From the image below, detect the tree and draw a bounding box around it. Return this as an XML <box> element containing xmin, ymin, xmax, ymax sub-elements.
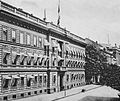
<box><xmin>85</xmin><ymin>44</ymin><xmax>107</xmax><ymax>84</ymax></box>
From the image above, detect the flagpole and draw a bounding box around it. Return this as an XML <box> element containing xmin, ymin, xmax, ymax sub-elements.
<box><xmin>57</xmin><ymin>0</ymin><xmax>60</xmax><ymax>26</ymax></box>
<box><xmin>43</xmin><ymin>8</ymin><xmax>46</xmax><ymax>21</ymax></box>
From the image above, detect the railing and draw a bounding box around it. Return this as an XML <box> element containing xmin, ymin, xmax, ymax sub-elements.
<box><xmin>1</xmin><ymin>2</ymin><xmax>15</xmax><ymax>12</ymax></box>
<box><xmin>16</xmin><ymin>9</ymin><xmax>27</xmax><ymax>17</ymax></box>
<box><xmin>67</xmin><ymin>32</ymin><xmax>86</xmax><ymax>44</ymax></box>
<box><xmin>47</xmin><ymin>22</ymin><xmax>66</xmax><ymax>35</ymax></box>
<box><xmin>0</xmin><ymin>1</ymin><xmax>86</xmax><ymax>45</ymax></box>
<box><xmin>0</xmin><ymin>1</ymin><xmax>47</xmax><ymax>26</ymax></box>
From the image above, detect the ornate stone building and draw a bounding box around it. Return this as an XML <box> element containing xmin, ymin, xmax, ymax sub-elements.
<box><xmin>0</xmin><ymin>1</ymin><xmax>86</xmax><ymax>100</ymax></box>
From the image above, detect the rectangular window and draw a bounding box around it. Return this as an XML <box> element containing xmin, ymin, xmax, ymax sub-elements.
<box><xmin>66</xmin><ymin>74</ymin><xmax>69</xmax><ymax>82</ymax></box>
<box><xmin>20</xmin><ymin>32</ymin><xmax>24</xmax><ymax>44</ymax></box>
<box><xmin>52</xmin><ymin>75</ymin><xmax>56</xmax><ymax>85</ymax></box>
<box><xmin>27</xmin><ymin>34</ymin><xmax>30</xmax><ymax>45</ymax></box>
<box><xmin>3</xmin><ymin>53</ymin><xmax>9</xmax><ymax>65</ymax></box>
<box><xmin>11</xmin><ymin>78</ymin><xmax>18</xmax><ymax>88</ymax></box>
<box><xmin>39</xmin><ymin>75</ymin><xmax>42</xmax><ymax>86</ymax></box>
<box><xmin>20</xmin><ymin>77</ymin><xmax>24</xmax><ymax>87</ymax></box>
<box><xmin>2</xmin><ymin>79</ymin><xmax>10</xmax><ymax>90</ymax></box>
<box><xmin>2</xmin><ymin>27</ymin><xmax>8</xmax><ymax>41</ymax></box>
<box><xmin>11</xmin><ymin>30</ymin><xmax>16</xmax><ymax>42</ymax></box>
<box><xmin>38</xmin><ymin>37</ymin><xmax>42</xmax><ymax>48</ymax></box>
<box><xmin>33</xmin><ymin>76</ymin><xmax>37</xmax><ymax>85</ymax></box>
<box><xmin>43</xmin><ymin>75</ymin><xmax>47</xmax><ymax>86</ymax></box>
<box><xmin>27</xmin><ymin>77</ymin><xmax>31</xmax><ymax>87</ymax></box>
<box><xmin>33</xmin><ymin>36</ymin><xmax>37</xmax><ymax>47</ymax></box>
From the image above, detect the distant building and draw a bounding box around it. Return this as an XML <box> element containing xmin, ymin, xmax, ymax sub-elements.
<box><xmin>0</xmin><ymin>1</ymin><xmax>86</xmax><ymax>100</ymax></box>
<box><xmin>100</xmin><ymin>43</ymin><xmax>120</xmax><ymax>66</ymax></box>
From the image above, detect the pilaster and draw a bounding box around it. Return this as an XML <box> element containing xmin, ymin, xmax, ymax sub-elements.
<box><xmin>16</xmin><ymin>29</ymin><xmax>20</xmax><ymax>43</ymax></box>
<box><xmin>49</xmin><ymin>36</ymin><xmax>52</xmax><ymax>68</ymax></box>
<box><xmin>24</xmin><ymin>75</ymin><xmax>27</xmax><ymax>89</ymax></box>
<box><xmin>7</xmin><ymin>27</ymin><xmax>11</xmax><ymax>41</ymax></box>
<box><xmin>0</xmin><ymin>74</ymin><xmax>2</xmax><ymax>94</ymax></box>
<box><xmin>0</xmin><ymin>24</ymin><xmax>2</xmax><ymax>40</ymax></box>
<box><xmin>0</xmin><ymin>44</ymin><xmax>2</xmax><ymax>65</ymax></box>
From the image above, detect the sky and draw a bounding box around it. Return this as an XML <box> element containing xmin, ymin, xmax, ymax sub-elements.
<box><xmin>2</xmin><ymin>0</ymin><xmax>120</xmax><ymax>46</ymax></box>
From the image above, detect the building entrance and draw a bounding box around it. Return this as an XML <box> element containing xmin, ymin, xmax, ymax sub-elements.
<box><xmin>58</xmin><ymin>72</ymin><xmax>65</xmax><ymax>91</ymax></box>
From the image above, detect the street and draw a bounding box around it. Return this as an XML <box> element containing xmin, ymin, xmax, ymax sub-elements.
<box><xmin>14</xmin><ymin>84</ymin><xmax>120</xmax><ymax>101</ymax></box>
<box><xmin>55</xmin><ymin>85</ymin><xmax>120</xmax><ymax>101</ymax></box>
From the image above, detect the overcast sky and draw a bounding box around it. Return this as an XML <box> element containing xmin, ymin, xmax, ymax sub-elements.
<box><xmin>3</xmin><ymin>0</ymin><xmax>120</xmax><ymax>46</ymax></box>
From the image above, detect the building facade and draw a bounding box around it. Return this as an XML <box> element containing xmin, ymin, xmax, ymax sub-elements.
<box><xmin>0</xmin><ymin>1</ymin><xmax>86</xmax><ymax>101</ymax></box>
<box><xmin>100</xmin><ymin>43</ymin><xmax>120</xmax><ymax>65</ymax></box>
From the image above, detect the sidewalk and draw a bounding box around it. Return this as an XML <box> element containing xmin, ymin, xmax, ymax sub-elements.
<box><xmin>57</xmin><ymin>85</ymin><xmax>120</xmax><ymax>101</ymax></box>
<box><xmin>14</xmin><ymin>84</ymin><xmax>101</xmax><ymax>101</ymax></box>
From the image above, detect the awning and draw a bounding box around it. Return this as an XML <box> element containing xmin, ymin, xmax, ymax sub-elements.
<box><xmin>12</xmin><ymin>52</ymin><xmax>20</xmax><ymax>63</ymax></box>
<box><xmin>58</xmin><ymin>55</ymin><xmax>64</xmax><ymax>62</ymax></box>
<box><xmin>3</xmin><ymin>52</ymin><xmax>10</xmax><ymax>60</ymax></box>
<box><xmin>39</xmin><ymin>56</ymin><xmax>44</xmax><ymax>65</ymax></box>
<box><xmin>42</xmin><ymin>56</ymin><xmax>48</xmax><ymax>65</ymax></box>
<box><xmin>3</xmin><ymin>50</ymin><xmax>10</xmax><ymax>54</ymax></box>
<box><xmin>19</xmin><ymin>75</ymin><xmax>25</xmax><ymax>77</ymax></box>
<box><xmin>57</xmin><ymin>43</ymin><xmax>61</xmax><ymax>52</ymax></box>
<box><xmin>20</xmin><ymin>53</ymin><xmax>27</xmax><ymax>62</ymax></box>
<box><xmin>3</xmin><ymin>75</ymin><xmax>11</xmax><ymax>79</ymax></box>
<box><xmin>27</xmin><ymin>53</ymin><xmax>34</xmax><ymax>62</ymax></box>
<box><xmin>44</xmin><ymin>39</ymin><xmax>50</xmax><ymax>46</ymax></box>
<box><xmin>69</xmin><ymin>61</ymin><xmax>72</xmax><ymax>67</ymax></box>
<box><xmin>52</xmin><ymin>40</ymin><xmax>58</xmax><ymax>47</ymax></box>
<box><xmin>27</xmin><ymin>53</ymin><xmax>34</xmax><ymax>57</ymax></box>
<box><xmin>78</xmin><ymin>62</ymin><xmax>80</xmax><ymax>67</ymax></box>
<box><xmin>73</xmin><ymin>50</ymin><xmax>76</xmax><ymax>57</ymax></box>
<box><xmin>75</xmin><ymin>61</ymin><xmax>77</xmax><ymax>67</ymax></box>
<box><xmin>12</xmin><ymin>75</ymin><xmax>20</xmax><ymax>79</ymax></box>
<box><xmin>34</xmin><ymin>54</ymin><xmax>39</xmax><ymax>63</ymax></box>
<box><xmin>27</xmin><ymin>75</ymin><xmax>34</xmax><ymax>79</ymax></box>
<box><xmin>3</xmin><ymin>27</ymin><xmax>7</xmax><ymax>31</ymax></box>
<box><xmin>34</xmin><ymin>74</ymin><xmax>38</xmax><ymax>76</ymax></box>
<box><xmin>66</xmin><ymin>44</ymin><xmax>70</xmax><ymax>51</ymax></box>
<box><xmin>67</xmin><ymin>60</ymin><xmax>70</xmax><ymax>67</ymax></box>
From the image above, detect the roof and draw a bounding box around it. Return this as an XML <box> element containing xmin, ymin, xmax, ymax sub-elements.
<box><xmin>0</xmin><ymin>0</ymin><xmax>86</xmax><ymax>45</ymax></box>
